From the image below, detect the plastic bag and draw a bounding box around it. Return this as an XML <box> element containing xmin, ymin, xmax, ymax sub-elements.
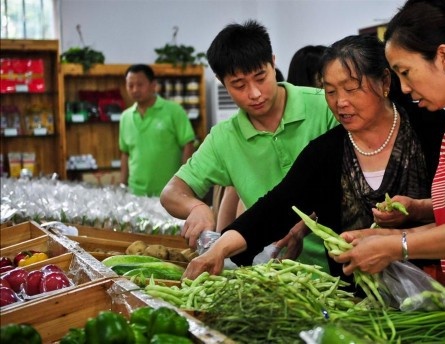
<box><xmin>196</xmin><ymin>230</ymin><xmax>221</xmax><ymax>255</ymax></box>
<box><xmin>378</xmin><ymin>261</ymin><xmax>445</xmax><ymax>311</ymax></box>
<box><xmin>252</xmin><ymin>243</ymin><xmax>281</xmax><ymax>265</ymax></box>
<box><xmin>300</xmin><ymin>324</ymin><xmax>369</xmax><ymax>344</ymax></box>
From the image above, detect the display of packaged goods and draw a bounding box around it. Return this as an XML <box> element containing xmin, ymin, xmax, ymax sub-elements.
<box><xmin>0</xmin><ymin>58</ymin><xmax>45</xmax><ymax>93</ymax></box>
<box><xmin>6</xmin><ymin>152</ymin><xmax>21</xmax><ymax>178</ymax></box>
<box><xmin>98</xmin><ymin>98</ymin><xmax>125</xmax><ymax>122</ymax></box>
<box><xmin>24</xmin><ymin>104</ymin><xmax>54</xmax><ymax>135</ymax></box>
<box><xmin>0</xmin><ymin>177</ymin><xmax>184</xmax><ymax>234</ymax></box>
<box><xmin>65</xmin><ymin>101</ymin><xmax>98</xmax><ymax>122</ymax></box>
<box><xmin>0</xmin><ymin>105</ymin><xmax>23</xmax><ymax>136</ymax></box>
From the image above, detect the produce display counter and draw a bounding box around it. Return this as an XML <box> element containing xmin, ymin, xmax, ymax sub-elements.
<box><xmin>0</xmin><ymin>221</ymin><xmax>233</xmax><ymax>343</ymax></box>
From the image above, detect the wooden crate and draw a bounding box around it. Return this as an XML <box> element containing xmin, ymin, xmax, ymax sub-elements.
<box><xmin>73</xmin><ymin>223</ymin><xmax>188</xmax><ymax>249</ymax></box>
<box><xmin>68</xmin><ymin>235</ymin><xmax>190</xmax><ymax>268</ymax></box>
<box><xmin>67</xmin><ymin>235</ymin><xmax>131</xmax><ymax>255</ymax></box>
<box><xmin>0</xmin><ymin>251</ymin><xmax>118</xmax><ymax>310</ymax></box>
<box><xmin>0</xmin><ymin>235</ymin><xmax>68</xmax><ymax>263</ymax></box>
<box><xmin>0</xmin><ymin>221</ymin><xmax>48</xmax><ymax>248</ymax></box>
<box><xmin>0</xmin><ymin>278</ymin><xmax>233</xmax><ymax>344</ymax></box>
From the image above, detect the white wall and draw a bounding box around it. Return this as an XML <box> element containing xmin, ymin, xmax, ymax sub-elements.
<box><xmin>59</xmin><ymin>0</ymin><xmax>406</xmax><ymax>126</ymax></box>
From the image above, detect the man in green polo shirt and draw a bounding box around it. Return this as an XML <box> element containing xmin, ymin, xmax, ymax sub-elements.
<box><xmin>119</xmin><ymin>64</ymin><xmax>195</xmax><ymax>197</ymax></box>
<box><xmin>160</xmin><ymin>20</ymin><xmax>338</xmax><ymax>270</ymax></box>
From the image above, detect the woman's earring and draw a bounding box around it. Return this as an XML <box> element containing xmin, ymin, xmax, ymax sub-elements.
<box><xmin>384</xmin><ymin>90</ymin><xmax>389</xmax><ymax>98</ymax></box>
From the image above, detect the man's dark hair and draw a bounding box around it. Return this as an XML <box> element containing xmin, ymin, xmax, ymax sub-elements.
<box><xmin>125</xmin><ymin>64</ymin><xmax>155</xmax><ymax>81</ymax></box>
<box><xmin>206</xmin><ymin>19</ymin><xmax>274</xmax><ymax>82</ymax></box>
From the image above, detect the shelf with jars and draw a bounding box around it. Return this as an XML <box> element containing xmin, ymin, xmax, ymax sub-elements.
<box><xmin>0</xmin><ymin>39</ymin><xmax>66</xmax><ymax>179</ymax></box>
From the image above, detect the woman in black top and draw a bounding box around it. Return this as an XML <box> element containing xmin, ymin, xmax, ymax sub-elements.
<box><xmin>183</xmin><ymin>35</ymin><xmax>445</xmax><ymax>286</ymax></box>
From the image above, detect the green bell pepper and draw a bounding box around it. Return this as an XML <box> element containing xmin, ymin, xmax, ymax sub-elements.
<box><xmin>131</xmin><ymin>323</ymin><xmax>150</xmax><ymax>344</ymax></box>
<box><xmin>60</xmin><ymin>328</ymin><xmax>86</xmax><ymax>344</ymax></box>
<box><xmin>0</xmin><ymin>323</ymin><xmax>42</xmax><ymax>344</ymax></box>
<box><xmin>149</xmin><ymin>334</ymin><xmax>193</xmax><ymax>344</ymax></box>
<box><xmin>149</xmin><ymin>307</ymin><xmax>189</xmax><ymax>337</ymax></box>
<box><xmin>85</xmin><ymin>310</ymin><xmax>135</xmax><ymax>344</ymax></box>
<box><xmin>130</xmin><ymin>306</ymin><xmax>189</xmax><ymax>339</ymax></box>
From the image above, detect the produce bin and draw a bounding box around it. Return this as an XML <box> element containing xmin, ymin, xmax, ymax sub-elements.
<box><xmin>0</xmin><ymin>221</ymin><xmax>48</xmax><ymax>248</ymax></box>
<box><xmin>0</xmin><ymin>235</ymin><xmax>68</xmax><ymax>263</ymax></box>
<box><xmin>71</xmin><ymin>223</ymin><xmax>188</xmax><ymax>248</ymax></box>
<box><xmin>0</xmin><ymin>277</ymin><xmax>234</xmax><ymax>344</ymax></box>
<box><xmin>0</xmin><ymin>247</ymin><xmax>116</xmax><ymax>310</ymax></box>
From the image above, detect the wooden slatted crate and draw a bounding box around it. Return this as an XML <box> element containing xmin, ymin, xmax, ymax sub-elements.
<box><xmin>0</xmin><ymin>221</ymin><xmax>48</xmax><ymax>248</ymax></box>
<box><xmin>0</xmin><ymin>278</ymin><xmax>234</xmax><ymax>344</ymax></box>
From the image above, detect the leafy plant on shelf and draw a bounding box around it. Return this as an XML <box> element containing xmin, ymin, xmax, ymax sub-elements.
<box><xmin>154</xmin><ymin>26</ymin><xmax>207</xmax><ymax>68</ymax></box>
<box><xmin>60</xmin><ymin>24</ymin><xmax>105</xmax><ymax>72</ymax></box>
<box><xmin>60</xmin><ymin>47</ymin><xmax>105</xmax><ymax>72</ymax></box>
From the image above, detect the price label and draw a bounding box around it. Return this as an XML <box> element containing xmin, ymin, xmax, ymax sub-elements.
<box><xmin>4</xmin><ymin>128</ymin><xmax>18</xmax><ymax>136</ymax></box>
<box><xmin>15</xmin><ymin>84</ymin><xmax>29</xmax><ymax>92</ymax></box>
<box><xmin>110</xmin><ymin>113</ymin><xmax>121</xmax><ymax>122</ymax></box>
<box><xmin>34</xmin><ymin>127</ymin><xmax>48</xmax><ymax>136</ymax></box>
<box><xmin>72</xmin><ymin>114</ymin><xmax>86</xmax><ymax>123</ymax></box>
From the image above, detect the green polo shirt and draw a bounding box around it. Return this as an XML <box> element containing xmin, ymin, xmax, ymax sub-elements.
<box><xmin>177</xmin><ymin>82</ymin><xmax>338</xmax><ymax>272</ymax></box>
<box><xmin>177</xmin><ymin>82</ymin><xmax>337</xmax><ymax>207</ymax></box>
<box><xmin>119</xmin><ymin>96</ymin><xmax>195</xmax><ymax>197</ymax></box>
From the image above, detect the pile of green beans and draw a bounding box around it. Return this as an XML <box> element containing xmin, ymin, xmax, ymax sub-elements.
<box><xmin>292</xmin><ymin>206</ymin><xmax>386</xmax><ymax>307</ymax></box>
<box><xmin>143</xmin><ymin>259</ymin><xmax>360</xmax><ymax>312</ymax></box>
<box><xmin>141</xmin><ymin>260</ymin><xmax>445</xmax><ymax>343</ymax></box>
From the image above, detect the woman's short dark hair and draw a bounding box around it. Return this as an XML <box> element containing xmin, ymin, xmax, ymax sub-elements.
<box><xmin>287</xmin><ymin>45</ymin><xmax>326</xmax><ymax>87</ymax></box>
<box><xmin>384</xmin><ymin>0</ymin><xmax>445</xmax><ymax>62</ymax></box>
<box><xmin>320</xmin><ymin>35</ymin><xmax>388</xmax><ymax>90</ymax></box>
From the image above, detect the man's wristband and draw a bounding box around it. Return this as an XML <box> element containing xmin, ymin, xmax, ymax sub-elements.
<box><xmin>189</xmin><ymin>203</ymin><xmax>206</xmax><ymax>213</ymax></box>
<box><xmin>401</xmin><ymin>231</ymin><xmax>409</xmax><ymax>262</ymax></box>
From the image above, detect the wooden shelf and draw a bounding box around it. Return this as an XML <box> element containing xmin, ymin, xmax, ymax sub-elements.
<box><xmin>0</xmin><ymin>39</ymin><xmax>66</xmax><ymax>179</ymax></box>
<box><xmin>1</xmin><ymin>42</ymin><xmax>207</xmax><ymax>183</ymax></box>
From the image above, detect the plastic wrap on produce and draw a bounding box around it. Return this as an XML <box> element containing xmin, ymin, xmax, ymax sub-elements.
<box><xmin>67</xmin><ymin>246</ymin><xmax>118</xmax><ymax>281</ymax></box>
<box><xmin>0</xmin><ymin>177</ymin><xmax>184</xmax><ymax>234</ymax></box>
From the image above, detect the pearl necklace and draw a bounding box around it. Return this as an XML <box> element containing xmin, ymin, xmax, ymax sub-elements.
<box><xmin>348</xmin><ymin>103</ymin><xmax>398</xmax><ymax>157</ymax></box>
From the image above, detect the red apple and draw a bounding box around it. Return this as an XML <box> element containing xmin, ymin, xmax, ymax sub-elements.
<box><xmin>24</xmin><ymin>270</ymin><xmax>44</xmax><ymax>296</ymax></box>
<box><xmin>0</xmin><ymin>286</ymin><xmax>18</xmax><ymax>307</ymax></box>
<box><xmin>3</xmin><ymin>267</ymin><xmax>28</xmax><ymax>293</ymax></box>
<box><xmin>40</xmin><ymin>271</ymin><xmax>71</xmax><ymax>293</ymax></box>
<box><xmin>0</xmin><ymin>256</ymin><xmax>13</xmax><ymax>268</ymax></box>
<box><xmin>0</xmin><ymin>278</ymin><xmax>11</xmax><ymax>289</ymax></box>
<box><xmin>41</xmin><ymin>264</ymin><xmax>63</xmax><ymax>275</ymax></box>
<box><xmin>0</xmin><ymin>265</ymin><xmax>15</xmax><ymax>274</ymax></box>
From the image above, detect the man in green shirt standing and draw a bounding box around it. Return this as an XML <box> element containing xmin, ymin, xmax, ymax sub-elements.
<box><xmin>120</xmin><ymin>64</ymin><xmax>195</xmax><ymax>197</ymax></box>
<box><xmin>161</xmin><ymin>20</ymin><xmax>337</xmax><ymax>269</ymax></box>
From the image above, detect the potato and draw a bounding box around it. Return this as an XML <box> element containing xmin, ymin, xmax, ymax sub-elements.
<box><xmin>167</xmin><ymin>249</ymin><xmax>188</xmax><ymax>262</ymax></box>
<box><xmin>125</xmin><ymin>240</ymin><xmax>147</xmax><ymax>255</ymax></box>
<box><xmin>143</xmin><ymin>244</ymin><xmax>169</xmax><ymax>260</ymax></box>
<box><xmin>181</xmin><ymin>248</ymin><xmax>199</xmax><ymax>261</ymax></box>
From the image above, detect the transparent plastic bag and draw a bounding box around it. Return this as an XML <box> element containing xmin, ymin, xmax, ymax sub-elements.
<box><xmin>252</xmin><ymin>243</ymin><xmax>281</xmax><ymax>265</ymax></box>
<box><xmin>196</xmin><ymin>230</ymin><xmax>221</xmax><ymax>255</ymax></box>
<box><xmin>378</xmin><ymin>261</ymin><xmax>445</xmax><ymax>311</ymax></box>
